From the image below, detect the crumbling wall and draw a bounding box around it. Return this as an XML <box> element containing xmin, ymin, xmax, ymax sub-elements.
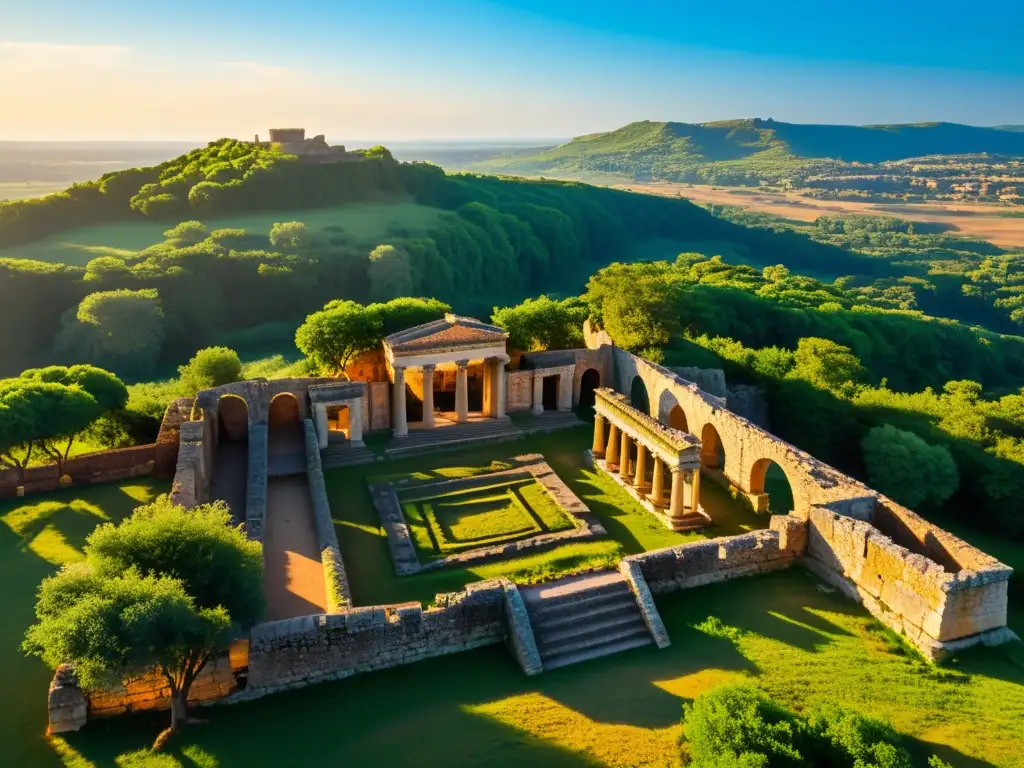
<box><xmin>154</xmin><ymin>397</ymin><xmax>194</xmax><ymax>478</ymax></box>
<box><xmin>506</xmin><ymin>370</ymin><xmax>534</xmax><ymax>412</ymax></box>
<box><xmin>368</xmin><ymin>381</ymin><xmax>390</xmax><ymax>431</ymax></box>
<box><xmin>623</xmin><ymin>514</ymin><xmax>806</xmax><ymax>594</ymax></box>
<box><xmin>0</xmin><ymin>445</ymin><xmax>158</xmax><ymax>499</ymax></box>
<box><xmin>806</xmin><ymin>504</ymin><xmax>1013</xmax><ymax>659</ymax></box>
<box><xmin>243</xmin><ymin>580</ymin><xmax>505</xmax><ymax>694</ymax></box>
<box><xmin>304</xmin><ymin>419</ymin><xmax>350</xmax><ymax>611</ymax></box>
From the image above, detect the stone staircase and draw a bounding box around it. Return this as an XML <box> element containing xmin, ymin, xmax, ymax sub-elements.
<box><xmin>385</xmin><ymin>418</ymin><xmax>524</xmax><ymax>459</ymax></box>
<box><xmin>521</xmin><ymin>571</ymin><xmax>654</xmax><ymax>670</ymax></box>
<box><xmin>320</xmin><ymin>441</ymin><xmax>378</xmax><ymax>470</ymax></box>
<box><xmin>515</xmin><ymin>410</ymin><xmax>585</xmax><ymax>436</ymax></box>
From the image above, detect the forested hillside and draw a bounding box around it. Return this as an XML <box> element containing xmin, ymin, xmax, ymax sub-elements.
<box><xmin>0</xmin><ymin>139</ymin><xmax>871</xmax><ymax>378</ymax></box>
<box><xmin>470</xmin><ymin>118</ymin><xmax>1024</xmax><ymax>192</ymax></box>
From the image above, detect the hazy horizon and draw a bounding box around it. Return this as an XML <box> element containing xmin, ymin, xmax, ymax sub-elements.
<box><xmin>4</xmin><ymin>0</ymin><xmax>1023</xmax><ymax>141</ymax></box>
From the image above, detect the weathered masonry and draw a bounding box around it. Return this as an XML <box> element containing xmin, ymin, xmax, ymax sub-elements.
<box><xmin>592</xmin><ymin>388</ymin><xmax>709</xmax><ymax>531</ymax></box>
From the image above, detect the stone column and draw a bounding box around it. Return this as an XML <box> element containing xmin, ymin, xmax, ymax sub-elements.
<box><xmin>482</xmin><ymin>362</ymin><xmax>493</xmax><ymax>417</ymax></box>
<box><xmin>531</xmin><ymin>373</ymin><xmax>544</xmax><ymax>415</ymax></box>
<box><xmin>634</xmin><ymin>442</ymin><xmax>648</xmax><ymax>491</ymax></box>
<box><xmin>455</xmin><ymin>360</ymin><xmax>469</xmax><ymax>423</ymax></box>
<box><xmin>619</xmin><ymin>430</ymin><xmax>632</xmax><ymax>479</ymax></box>
<box><xmin>495</xmin><ymin>357</ymin><xmax>507</xmax><ymax>418</ymax></box>
<box><xmin>557</xmin><ymin>372</ymin><xmax>572</xmax><ymax>411</ymax></box>
<box><xmin>651</xmin><ymin>456</ymin><xmax>666</xmax><ymax>506</ymax></box>
<box><xmin>606</xmin><ymin>423</ymin><xmax>620</xmax><ymax>466</ymax></box>
<box><xmin>669</xmin><ymin>467</ymin><xmax>685</xmax><ymax>519</ymax></box>
<box><xmin>592</xmin><ymin>413</ymin><xmax>606</xmax><ymax>457</ymax></box>
<box><xmin>421</xmin><ymin>365</ymin><xmax>436</xmax><ymax>428</ymax></box>
<box><xmin>315</xmin><ymin>403</ymin><xmax>329</xmax><ymax>449</ymax></box>
<box><xmin>690</xmin><ymin>465</ymin><xmax>701</xmax><ymax>514</ymax></box>
<box><xmin>392</xmin><ymin>366</ymin><xmax>408</xmax><ymax>437</ymax></box>
<box><xmin>348</xmin><ymin>400</ymin><xmax>364</xmax><ymax>444</ymax></box>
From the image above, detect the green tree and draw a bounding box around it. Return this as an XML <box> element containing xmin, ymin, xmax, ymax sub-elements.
<box><xmin>23</xmin><ymin>499</ymin><xmax>262</xmax><ymax>740</ymax></box>
<box><xmin>862</xmin><ymin>424</ymin><xmax>959</xmax><ymax>508</ymax></box>
<box><xmin>163</xmin><ymin>221</ymin><xmax>209</xmax><ymax>246</ymax></box>
<box><xmin>492</xmin><ymin>295</ymin><xmax>588</xmax><ymax>351</ymax></box>
<box><xmin>178</xmin><ymin>347</ymin><xmax>243</xmax><ymax>393</ymax></box>
<box><xmin>789</xmin><ymin>337</ymin><xmax>866</xmax><ymax>395</ymax></box>
<box><xmin>295</xmin><ymin>300</ymin><xmax>381</xmax><ymax>375</ymax></box>
<box><xmin>369</xmin><ymin>297</ymin><xmax>450</xmax><ymax>337</ymax></box>
<box><xmin>367</xmin><ymin>244</ymin><xmax>414</xmax><ymax>301</ymax></box>
<box><xmin>53</xmin><ymin>289</ymin><xmax>166</xmax><ymax>379</ymax></box>
<box><xmin>268</xmin><ymin>221</ymin><xmax>311</xmax><ymax>254</ymax></box>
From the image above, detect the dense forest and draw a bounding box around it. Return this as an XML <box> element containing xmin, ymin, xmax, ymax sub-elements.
<box><xmin>0</xmin><ymin>138</ymin><xmax>877</xmax><ymax>378</ymax></box>
<box><xmin>583</xmin><ymin>256</ymin><xmax>1024</xmax><ymax>538</ymax></box>
<box><xmin>468</xmin><ymin>118</ymin><xmax>1024</xmax><ymax>199</ymax></box>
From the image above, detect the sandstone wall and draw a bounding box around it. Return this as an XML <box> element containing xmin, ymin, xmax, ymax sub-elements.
<box><xmin>1</xmin><ymin>445</ymin><xmax>158</xmax><ymax>500</ymax></box>
<box><xmin>806</xmin><ymin>504</ymin><xmax>1013</xmax><ymax>658</ymax></box>
<box><xmin>244</xmin><ymin>580</ymin><xmax>505</xmax><ymax>694</ymax></box>
<box><xmin>623</xmin><ymin>514</ymin><xmax>805</xmax><ymax>594</ymax></box>
<box><xmin>506</xmin><ymin>370</ymin><xmax>534</xmax><ymax>412</ymax></box>
<box><xmin>368</xmin><ymin>381</ymin><xmax>390</xmax><ymax>431</ymax></box>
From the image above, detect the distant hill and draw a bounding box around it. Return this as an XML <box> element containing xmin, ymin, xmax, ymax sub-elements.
<box><xmin>469</xmin><ymin>118</ymin><xmax>1024</xmax><ymax>186</ymax></box>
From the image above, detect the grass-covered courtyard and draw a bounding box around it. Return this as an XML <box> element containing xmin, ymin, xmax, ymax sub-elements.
<box><xmin>2</xmin><ymin>426</ymin><xmax>1023</xmax><ymax>766</ymax></box>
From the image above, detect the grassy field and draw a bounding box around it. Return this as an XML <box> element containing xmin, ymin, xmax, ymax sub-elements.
<box><xmin>328</xmin><ymin>427</ymin><xmax>769</xmax><ymax>607</ymax></box>
<box><xmin>0</xmin><ymin>202</ymin><xmax>444</xmax><ymax>266</ymax></box>
<box><xmin>401</xmin><ymin>477</ymin><xmax>575</xmax><ymax>559</ymax></box>
<box><xmin>0</xmin><ymin>479</ymin><xmax>170</xmax><ymax>768</ymax></box>
<box><xmin>3</xmin><ymin>430</ymin><xmax>1023</xmax><ymax>767</ymax></box>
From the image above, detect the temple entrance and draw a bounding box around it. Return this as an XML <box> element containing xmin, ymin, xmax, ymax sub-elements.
<box><xmin>467</xmin><ymin>363</ymin><xmax>484</xmax><ymax>413</ymax></box>
<box><xmin>326</xmin><ymin>404</ymin><xmax>351</xmax><ymax>441</ymax></box>
<box><xmin>542</xmin><ymin>375</ymin><xmax>559</xmax><ymax>411</ymax></box>
<box><xmin>578</xmin><ymin>368</ymin><xmax>600</xmax><ymax>411</ymax></box>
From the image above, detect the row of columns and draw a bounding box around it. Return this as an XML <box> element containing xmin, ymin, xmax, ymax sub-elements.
<box><xmin>592</xmin><ymin>414</ymin><xmax>701</xmax><ymax>526</ymax></box>
<box><xmin>392</xmin><ymin>357</ymin><xmax>506</xmax><ymax>438</ymax></box>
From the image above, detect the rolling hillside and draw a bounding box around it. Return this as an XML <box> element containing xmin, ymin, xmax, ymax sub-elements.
<box><xmin>470</xmin><ymin>118</ymin><xmax>1024</xmax><ymax>188</ymax></box>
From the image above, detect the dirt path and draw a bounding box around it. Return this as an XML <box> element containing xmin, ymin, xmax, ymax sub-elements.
<box><xmin>263</xmin><ymin>476</ymin><xmax>328</xmax><ymax>622</ymax></box>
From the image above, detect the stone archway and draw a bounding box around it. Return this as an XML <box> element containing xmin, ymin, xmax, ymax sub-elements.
<box><xmin>578</xmin><ymin>368</ymin><xmax>600</xmax><ymax>411</ymax></box>
<box><xmin>630</xmin><ymin>375</ymin><xmax>650</xmax><ymax>415</ymax></box>
<box><xmin>657</xmin><ymin>388</ymin><xmax>690</xmax><ymax>433</ymax></box>
<box><xmin>669</xmin><ymin>405</ymin><xmax>688</xmax><ymax>432</ymax></box>
<box><xmin>700</xmin><ymin>422</ymin><xmax>725</xmax><ymax>471</ymax></box>
<box><xmin>269</xmin><ymin>393</ymin><xmax>301</xmax><ymax>436</ymax></box>
<box><xmin>749</xmin><ymin>458</ymin><xmax>796</xmax><ymax>514</ymax></box>
<box><xmin>218</xmin><ymin>395</ymin><xmax>248</xmax><ymax>443</ymax></box>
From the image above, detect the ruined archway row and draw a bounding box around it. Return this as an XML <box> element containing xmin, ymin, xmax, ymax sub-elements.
<box><xmin>613</xmin><ymin>350</ymin><xmax>874</xmax><ymax>518</ymax></box>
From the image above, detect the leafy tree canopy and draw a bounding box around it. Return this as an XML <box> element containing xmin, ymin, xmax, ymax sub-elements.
<box><xmin>177</xmin><ymin>346</ymin><xmax>243</xmax><ymax>393</ymax></box>
<box><xmin>861</xmin><ymin>424</ymin><xmax>959</xmax><ymax>509</ymax></box>
<box><xmin>492</xmin><ymin>295</ymin><xmax>587</xmax><ymax>351</ymax></box>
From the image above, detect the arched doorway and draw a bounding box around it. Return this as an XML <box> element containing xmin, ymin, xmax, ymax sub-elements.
<box><xmin>578</xmin><ymin>368</ymin><xmax>600</xmax><ymax>411</ymax></box>
<box><xmin>218</xmin><ymin>395</ymin><xmax>248</xmax><ymax>443</ymax></box>
<box><xmin>268</xmin><ymin>392</ymin><xmax>304</xmax><ymax>477</ymax></box>
<box><xmin>269</xmin><ymin>393</ymin><xmax>301</xmax><ymax>437</ymax></box>
<box><xmin>669</xmin><ymin>405</ymin><xmax>688</xmax><ymax>432</ymax></box>
<box><xmin>749</xmin><ymin>458</ymin><xmax>796</xmax><ymax>514</ymax></box>
<box><xmin>630</xmin><ymin>375</ymin><xmax>650</xmax><ymax>415</ymax></box>
<box><xmin>700</xmin><ymin>422</ymin><xmax>726</xmax><ymax>472</ymax></box>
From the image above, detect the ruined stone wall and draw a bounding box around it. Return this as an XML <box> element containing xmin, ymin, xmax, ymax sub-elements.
<box><xmin>243</xmin><ymin>580</ymin><xmax>505</xmax><ymax>694</ymax></box>
<box><xmin>154</xmin><ymin>397</ymin><xmax>194</xmax><ymax>478</ymax></box>
<box><xmin>304</xmin><ymin>419</ymin><xmax>351</xmax><ymax>611</ymax></box>
<box><xmin>368</xmin><ymin>381</ymin><xmax>390</xmax><ymax>431</ymax></box>
<box><xmin>171</xmin><ymin>417</ymin><xmax>210</xmax><ymax>508</ymax></box>
<box><xmin>806</xmin><ymin>503</ymin><xmax>1013</xmax><ymax>659</ymax></box>
<box><xmin>506</xmin><ymin>370</ymin><xmax>534</xmax><ymax>412</ymax></box>
<box><xmin>1</xmin><ymin>445</ymin><xmax>158</xmax><ymax>500</ymax></box>
<box><xmin>623</xmin><ymin>515</ymin><xmax>806</xmax><ymax>594</ymax></box>
<box><xmin>345</xmin><ymin>348</ymin><xmax>388</xmax><ymax>383</ymax></box>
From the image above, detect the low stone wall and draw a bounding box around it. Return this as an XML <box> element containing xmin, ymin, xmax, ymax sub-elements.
<box><xmin>303</xmin><ymin>419</ymin><xmax>351</xmax><ymax>611</ymax></box>
<box><xmin>245</xmin><ymin>423</ymin><xmax>268</xmax><ymax>540</ymax></box>
<box><xmin>806</xmin><ymin>503</ymin><xmax>1014</xmax><ymax>659</ymax></box>
<box><xmin>1</xmin><ymin>444</ymin><xmax>158</xmax><ymax>500</ymax></box>
<box><xmin>48</xmin><ymin>641</ymin><xmax>249</xmax><ymax>733</ymax></box>
<box><xmin>154</xmin><ymin>397</ymin><xmax>194</xmax><ymax>478</ymax></box>
<box><xmin>242</xmin><ymin>580</ymin><xmax>506</xmax><ymax>695</ymax></box>
<box><xmin>502</xmin><ymin>582</ymin><xmax>542</xmax><ymax>675</ymax></box>
<box><xmin>619</xmin><ymin>559</ymin><xmax>671</xmax><ymax>648</ymax></box>
<box><xmin>623</xmin><ymin>514</ymin><xmax>806</xmax><ymax>594</ymax></box>
<box><xmin>171</xmin><ymin>416</ymin><xmax>210</xmax><ymax>508</ymax></box>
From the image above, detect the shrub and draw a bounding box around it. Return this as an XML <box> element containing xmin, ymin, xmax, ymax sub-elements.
<box><xmin>178</xmin><ymin>346</ymin><xmax>243</xmax><ymax>393</ymax></box>
<box><xmin>804</xmin><ymin>703</ymin><xmax>911</xmax><ymax>768</ymax></box>
<box><xmin>862</xmin><ymin>424</ymin><xmax>959</xmax><ymax>509</ymax></box>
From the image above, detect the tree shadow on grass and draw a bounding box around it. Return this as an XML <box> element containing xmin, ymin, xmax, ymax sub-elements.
<box><xmin>906</xmin><ymin>737</ymin><xmax>1000</xmax><ymax>768</ymax></box>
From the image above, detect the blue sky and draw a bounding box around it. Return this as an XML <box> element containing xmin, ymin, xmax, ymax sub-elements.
<box><xmin>2</xmin><ymin>0</ymin><xmax>1023</xmax><ymax>140</ymax></box>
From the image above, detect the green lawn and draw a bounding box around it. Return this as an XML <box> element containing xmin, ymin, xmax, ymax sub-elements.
<box><xmin>327</xmin><ymin>426</ymin><xmax>767</xmax><ymax>607</ymax></box>
<box><xmin>0</xmin><ymin>479</ymin><xmax>170</xmax><ymax>768</ymax></box>
<box><xmin>42</xmin><ymin>568</ymin><xmax>1024</xmax><ymax>768</ymax></box>
<box><xmin>399</xmin><ymin>477</ymin><xmax>574</xmax><ymax>559</ymax></box>
<box><xmin>0</xmin><ymin>202</ymin><xmax>443</xmax><ymax>266</ymax></box>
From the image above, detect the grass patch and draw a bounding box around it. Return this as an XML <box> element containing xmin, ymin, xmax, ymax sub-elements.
<box><xmin>396</xmin><ymin>477</ymin><xmax>574</xmax><ymax>561</ymax></box>
<box><xmin>0</xmin><ymin>202</ymin><xmax>443</xmax><ymax>266</ymax></box>
<box><xmin>37</xmin><ymin>568</ymin><xmax>1024</xmax><ymax>768</ymax></box>
<box><xmin>0</xmin><ymin>478</ymin><xmax>170</xmax><ymax>767</ymax></box>
<box><xmin>329</xmin><ymin>426</ymin><xmax>766</xmax><ymax>606</ymax></box>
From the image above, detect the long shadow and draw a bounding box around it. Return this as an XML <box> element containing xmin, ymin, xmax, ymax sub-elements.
<box><xmin>907</xmin><ymin>737</ymin><xmax>1000</xmax><ymax>768</ymax></box>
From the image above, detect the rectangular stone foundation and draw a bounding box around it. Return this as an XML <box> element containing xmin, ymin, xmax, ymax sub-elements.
<box><xmin>595</xmin><ymin>458</ymin><xmax>711</xmax><ymax>531</ymax></box>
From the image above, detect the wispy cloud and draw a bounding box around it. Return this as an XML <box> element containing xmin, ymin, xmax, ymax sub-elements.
<box><xmin>0</xmin><ymin>41</ymin><xmax>130</xmax><ymax>70</ymax></box>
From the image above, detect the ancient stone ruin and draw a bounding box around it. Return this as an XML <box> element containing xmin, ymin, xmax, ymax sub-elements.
<box><xmin>48</xmin><ymin>317</ymin><xmax>1015</xmax><ymax>732</ymax></box>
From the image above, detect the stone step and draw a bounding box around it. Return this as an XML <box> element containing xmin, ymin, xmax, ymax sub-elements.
<box><xmin>320</xmin><ymin>442</ymin><xmax>378</xmax><ymax>469</ymax></box>
<box><xmin>542</xmin><ymin>633</ymin><xmax>654</xmax><ymax>671</ymax></box>
<box><xmin>532</xmin><ymin>598</ymin><xmax>641</xmax><ymax>633</ymax></box>
<box><xmin>529</xmin><ymin>588</ymin><xmax>636</xmax><ymax>624</ymax></box>
<box><xmin>536</xmin><ymin>611</ymin><xmax>649</xmax><ymax>652</ymax></box>
<box><xmin>516</xmin><ymin>411</ymin><xmax>585</xmax><ymax>436</ymax></box>
<box><xmin>385</xmin><ymin>420</ymin><xmax>524</xmax><ymax>458</ymax></box>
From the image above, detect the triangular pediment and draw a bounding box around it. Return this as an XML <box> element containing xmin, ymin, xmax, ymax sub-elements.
<box><xmin>384</xmin><ymin>314</ymin><xmax>507</xmax><ymax>355</ymax></box>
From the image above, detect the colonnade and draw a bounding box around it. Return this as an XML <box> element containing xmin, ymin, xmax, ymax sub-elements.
<box><xmin>591</xmin><ymin>388</ymin><xmax>703</xmax><ymax>530</ymax></box>
<box><xmin>392</xmin><ymin>356</ymin><xmax>507</xmax><ymax>438</ymax></box>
